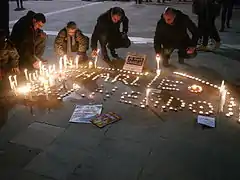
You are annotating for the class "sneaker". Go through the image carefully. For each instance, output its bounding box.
[197,45,210,52]
[219,28,225,32]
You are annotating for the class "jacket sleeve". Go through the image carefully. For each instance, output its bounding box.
[54,30,66,56]
[122,16,129,33]
[154,21,163,54]
[8,42,20,68]
[23,27,36,63]
[91,20,106,51]
[185,15,199,47]
[76,30,89,53]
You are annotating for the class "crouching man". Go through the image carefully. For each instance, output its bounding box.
[10,11,47,70]
[91,7,131,63]
[154,7,199,67]
[0,30,20,80]
[54,21,89,61]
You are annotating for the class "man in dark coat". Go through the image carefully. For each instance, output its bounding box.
[219,0,234,31]
[0,31,20,77]
[10,11,47,70]
[54,21,89,61]
[91,7,131,63]
[193,0,221,50]
[154,7,198,67]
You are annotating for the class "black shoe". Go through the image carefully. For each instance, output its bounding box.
[219,27,225,32]
[14,8,21,11]
[226,23,231,28]
[110,49,119,59]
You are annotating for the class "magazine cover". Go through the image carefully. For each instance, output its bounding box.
[91,112,121,128]
[69,104,103,123]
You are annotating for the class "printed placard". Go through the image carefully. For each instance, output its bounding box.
[123,53,146,73]
[197,115,216,128]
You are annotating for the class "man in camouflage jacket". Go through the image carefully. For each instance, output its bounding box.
[0,31,20,81]
[54,21,89,61]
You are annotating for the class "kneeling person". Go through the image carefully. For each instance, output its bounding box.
[91,7,131,62]
[54,21,89,61]
[154,7,199,67]
[10,11,47,70]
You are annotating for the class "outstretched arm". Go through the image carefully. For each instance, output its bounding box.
[154,21,163,54]
[185,15,199,47]
[54,29,66,57]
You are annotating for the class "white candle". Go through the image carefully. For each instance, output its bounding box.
[146,88,151,106]
[39,61,42,75]
[63,55,68,69]
[156,55,161,75]
[48,65,52,74]
[94,49,100,68]
[24,69,28,80]
[13,75,17,86]
[59,57,63,72]
[75,56,79,69]
[52,64,56,72]
[29,73,32,83]
[33,73,37,81]
[88,61,93,69]
[8,76,14,89]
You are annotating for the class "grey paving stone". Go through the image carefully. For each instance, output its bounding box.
[25,141,92,180]
[10,122,65,150]
[0,142,41,180]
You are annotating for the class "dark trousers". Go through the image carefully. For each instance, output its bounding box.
[221,1,234,28]
[16,0,23,8]
[198,14,220,46]
[99,32,131,59]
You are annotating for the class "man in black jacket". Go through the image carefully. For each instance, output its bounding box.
[91,7,131,63]
[154,7,198,67]
[10,11,47,70]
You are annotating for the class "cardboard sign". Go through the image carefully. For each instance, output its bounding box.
[197,115,216,128]
[123,53,146,73]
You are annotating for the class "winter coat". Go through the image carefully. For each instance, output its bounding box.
[192,0,221,17]
[10,11,38,65]
[91,7,129,50]
[154,9,199,54]
[0,39,19,69]
[54,28,89,57]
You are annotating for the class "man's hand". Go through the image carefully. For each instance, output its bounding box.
[12,67,20,74]
[91,50,98,57]
[186,47,196,54]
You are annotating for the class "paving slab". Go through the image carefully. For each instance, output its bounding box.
[10,122,65,150]
[0,142,41,180]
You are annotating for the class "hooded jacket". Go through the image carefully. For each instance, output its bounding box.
[54,28,89,56]
[91,7,129,51]
[154,9,199,54]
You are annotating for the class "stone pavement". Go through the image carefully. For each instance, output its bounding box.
[1,1,240,180]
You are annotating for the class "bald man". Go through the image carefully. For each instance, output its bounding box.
[154,8,199,67]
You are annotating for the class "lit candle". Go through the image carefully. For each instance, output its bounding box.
[13,75,17,86]
[63,55,68,69]
[88,61,93,69]
[59,57,63,72]
[94,49,100,68]
[29,73,32,83]
[39,61,42,75]
[156,54,161,75]
[52,64,56,72]
[146,88,151,106]
[35,70,38,78]
[75,56,79,69]
[48,65,52,74]
[24,69,29,81]
[8,76,14,90]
